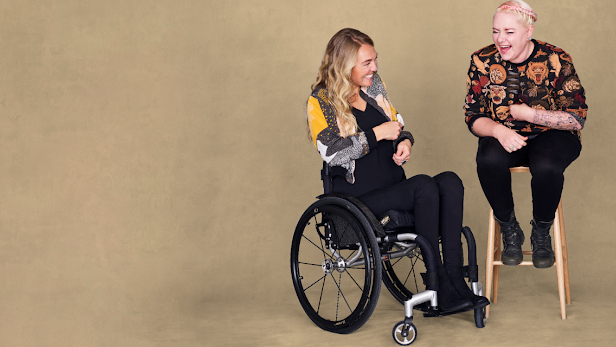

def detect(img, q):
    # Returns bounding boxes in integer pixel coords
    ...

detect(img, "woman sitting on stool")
[463,1,588,268]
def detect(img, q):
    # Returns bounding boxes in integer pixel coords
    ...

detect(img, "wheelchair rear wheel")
[291,197,382,334]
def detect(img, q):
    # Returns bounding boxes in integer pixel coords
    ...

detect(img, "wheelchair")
[290,163,486,345]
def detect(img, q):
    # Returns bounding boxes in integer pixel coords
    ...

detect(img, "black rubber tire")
[474,306,486,328]
[392,321,417,346]
[291,197,382,334]
[381,242,426,305]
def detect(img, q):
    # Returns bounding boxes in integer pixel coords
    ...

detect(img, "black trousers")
[358,172,464,267]
[476,130,581,223]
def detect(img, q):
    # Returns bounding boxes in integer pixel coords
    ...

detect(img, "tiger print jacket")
[464,39,588,141]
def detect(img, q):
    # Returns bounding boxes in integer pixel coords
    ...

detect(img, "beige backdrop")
[1,0,614,346]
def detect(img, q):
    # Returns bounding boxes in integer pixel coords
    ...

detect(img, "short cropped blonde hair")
[496,0,537,27]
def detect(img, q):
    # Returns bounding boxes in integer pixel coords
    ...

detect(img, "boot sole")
[532,258,555,268]
[501,256,523,266]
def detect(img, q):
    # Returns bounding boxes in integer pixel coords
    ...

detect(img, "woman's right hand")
[493,125,528,153]
[373,121,402,141]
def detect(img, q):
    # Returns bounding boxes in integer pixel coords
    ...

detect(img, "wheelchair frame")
[290,163,485,345]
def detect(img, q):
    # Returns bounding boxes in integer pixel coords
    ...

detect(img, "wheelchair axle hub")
[322,258,346,274]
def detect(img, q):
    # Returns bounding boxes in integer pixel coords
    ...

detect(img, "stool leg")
[558,201,571,304]
[485,208,497,319]
[553,202,567,319]
[487,167,571,320]
[493,223,501,303]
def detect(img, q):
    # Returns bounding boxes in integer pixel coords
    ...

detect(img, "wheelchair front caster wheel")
[475,307,486,328]
[392,321,417,346]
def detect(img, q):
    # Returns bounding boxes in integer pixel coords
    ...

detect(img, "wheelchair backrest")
[321,162,333,194]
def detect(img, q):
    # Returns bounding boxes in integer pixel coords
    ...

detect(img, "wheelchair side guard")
[461,226,487,328]
[461,226,479,282]
[317,193,387,237]
[384,233,438,291]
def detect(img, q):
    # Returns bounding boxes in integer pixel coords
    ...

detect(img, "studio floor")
[180,267,612,347]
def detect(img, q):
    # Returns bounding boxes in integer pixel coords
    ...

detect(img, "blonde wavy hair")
[496,0,537,28]
[310,28,374,138]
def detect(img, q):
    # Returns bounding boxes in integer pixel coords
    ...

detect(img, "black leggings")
[358,172,464,267]
[476,130,581,222]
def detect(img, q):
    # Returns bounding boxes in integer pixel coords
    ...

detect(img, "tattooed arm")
[531,109,582,130]
[509,104,582,131]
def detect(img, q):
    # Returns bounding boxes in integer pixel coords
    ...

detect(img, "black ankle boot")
[530,219,555,268]
[495,211,525,266]
[446,266,490,310]
[436,266,473,313]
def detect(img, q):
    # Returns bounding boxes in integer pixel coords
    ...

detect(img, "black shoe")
[530,219,555,268]
[495,211,525,266]
[446,266,490,310]
[436,266,473,313]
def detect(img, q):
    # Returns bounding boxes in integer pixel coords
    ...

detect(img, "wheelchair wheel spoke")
[336,273,341,320]
[301,230,334,262]
[298,261,323,267]
[390,256,403,267]
[343,267,364,292]
[401,266,412,287]
[302,273,327,292]
[301,233,324,253]
[316,274,326,315]
[411,254,420,292]
[329,272,353,316]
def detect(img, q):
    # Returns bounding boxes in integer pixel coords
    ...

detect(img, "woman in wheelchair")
[305,28,489,314]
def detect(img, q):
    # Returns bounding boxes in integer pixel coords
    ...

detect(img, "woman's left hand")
[393,139,412,166]
[509,103,533,122]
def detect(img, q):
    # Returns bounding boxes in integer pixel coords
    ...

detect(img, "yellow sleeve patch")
[307,96,328,148]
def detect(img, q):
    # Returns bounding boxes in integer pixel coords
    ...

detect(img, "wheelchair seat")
[379,210,415,233]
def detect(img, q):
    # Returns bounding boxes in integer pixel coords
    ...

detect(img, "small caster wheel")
[392,321,417,346]
[474,307,486,328]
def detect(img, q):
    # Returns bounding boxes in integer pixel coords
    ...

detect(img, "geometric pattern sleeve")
[362,74,415,147]
[307,89,370,183]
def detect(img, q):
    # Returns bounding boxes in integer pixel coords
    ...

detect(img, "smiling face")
[492,12,534,64]
[350,44,378,90]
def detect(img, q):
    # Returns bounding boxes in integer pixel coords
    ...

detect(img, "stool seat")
[485,166,570,319]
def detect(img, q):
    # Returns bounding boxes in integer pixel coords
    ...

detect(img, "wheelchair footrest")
[422,308,441,317]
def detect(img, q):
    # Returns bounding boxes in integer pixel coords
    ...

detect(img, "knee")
[531,160,565,181]
[434,171,464,196]
[411,174,439,198]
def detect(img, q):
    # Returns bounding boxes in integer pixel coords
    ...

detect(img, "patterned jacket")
[307,73,414,183]
[464,40,587,140]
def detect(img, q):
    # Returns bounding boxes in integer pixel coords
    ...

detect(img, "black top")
[332,103,406,197]
[464,39,587,141]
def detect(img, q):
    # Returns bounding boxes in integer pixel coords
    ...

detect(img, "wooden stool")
[485,166,571,319]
